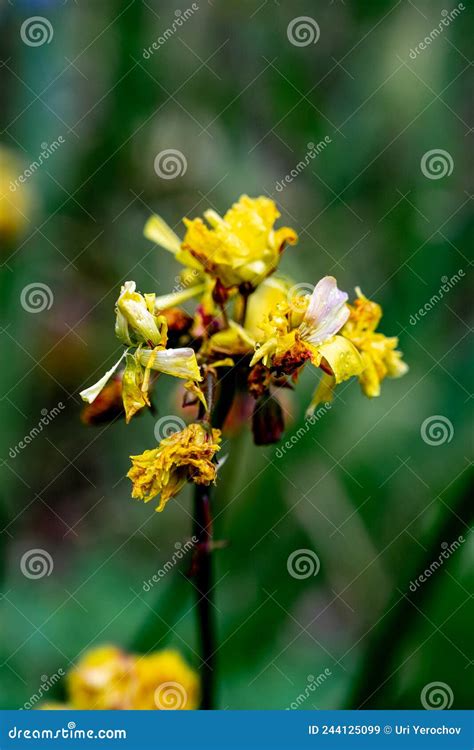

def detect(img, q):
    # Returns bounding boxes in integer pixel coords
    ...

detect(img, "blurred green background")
[0,0,472,710]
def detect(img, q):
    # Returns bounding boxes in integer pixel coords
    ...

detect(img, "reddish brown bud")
[252,394,285,445]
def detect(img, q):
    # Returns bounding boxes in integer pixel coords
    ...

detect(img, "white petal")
[79,351,127,404]
[300,276,349,345]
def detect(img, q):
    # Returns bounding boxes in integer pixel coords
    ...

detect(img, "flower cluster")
[80,195,408,511]
[40,646,199,710]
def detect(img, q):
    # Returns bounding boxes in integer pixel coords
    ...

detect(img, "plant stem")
[192,484,216,709]
[192,368,236,709]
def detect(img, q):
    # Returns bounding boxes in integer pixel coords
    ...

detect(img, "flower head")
[250,276,362,382]
[145,195,297,290]
[128,423,221,511]
[342,288,408,397]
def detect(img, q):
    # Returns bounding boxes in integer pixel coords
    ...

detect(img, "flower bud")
[252,394,284,445]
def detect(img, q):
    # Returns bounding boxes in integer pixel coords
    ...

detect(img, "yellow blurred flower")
[128,422,221,511]
[45,646,199,710]
[145,195,298,290]
[0,146,32,243]
[68,646,135,710]
[133,650,200,710]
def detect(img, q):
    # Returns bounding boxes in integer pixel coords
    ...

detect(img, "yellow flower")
[308,287,408,410]
[250,276,362,384]
[67,646,135,710]
[183,195,297,288]
[0,146,32,243]
[128,423,221,511]
[145,195,298,290]
[342,288,408,398]
[115,281,165,347]
[133,650,200,710]
[51,645,199,710]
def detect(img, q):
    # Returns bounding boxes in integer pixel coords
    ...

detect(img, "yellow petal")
[317,335,363,383]
[144,215,182,254]
[306,373,336,416]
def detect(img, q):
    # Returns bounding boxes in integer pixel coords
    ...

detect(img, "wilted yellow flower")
[0,146,32,243]
[145,195,297,290]
[128,423,221,511]
[342,288,408,397]
[68,646,135,710]
[250,276,362,384]
[183,195,297,288]
[133,650,200,710]
[308,287,408,410]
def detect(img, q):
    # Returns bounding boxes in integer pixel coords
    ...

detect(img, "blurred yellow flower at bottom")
[53,645,199,710]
